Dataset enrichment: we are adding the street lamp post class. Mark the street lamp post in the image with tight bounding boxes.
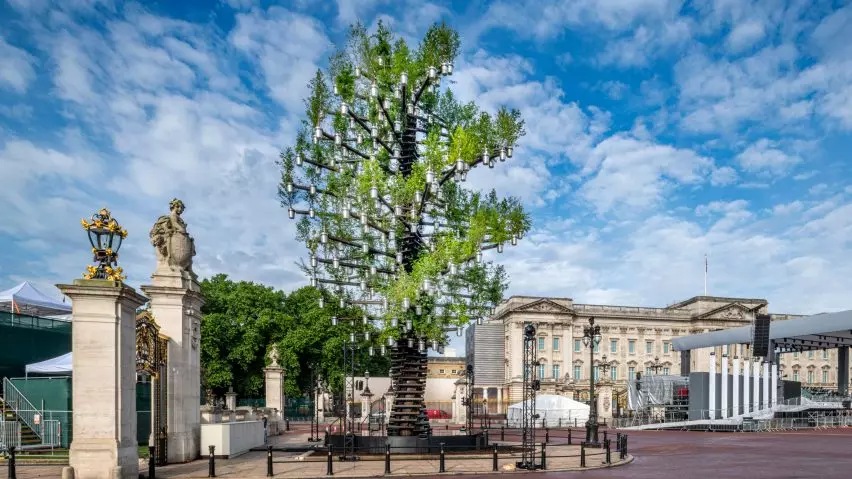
[649,356,663,375]
[582,317,601,446]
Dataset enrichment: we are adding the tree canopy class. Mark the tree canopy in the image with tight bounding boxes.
[200,274,388,399]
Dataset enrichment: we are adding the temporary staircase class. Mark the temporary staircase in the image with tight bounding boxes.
[1,397,41,449]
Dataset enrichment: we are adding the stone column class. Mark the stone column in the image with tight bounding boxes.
[141,271,204,463]
[596,382,613,423]
[732,357,740,417]
[58,279,146,479]
[743,359,750,415]
[225,387,237,412]
[721,355,729,419]
[264,366,285,416]
[708,352,716,419]
[453,379,467,425]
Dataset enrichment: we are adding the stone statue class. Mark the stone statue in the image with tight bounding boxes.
[268,344,280,368]
[150,198,196,274]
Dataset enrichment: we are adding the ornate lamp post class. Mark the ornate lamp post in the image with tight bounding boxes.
[649,356,664,375]
[582,317,601,446]
[81,208,128,281]
[598,354,614,382]
[461,364,475,433]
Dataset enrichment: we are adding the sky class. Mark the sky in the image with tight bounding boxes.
[2,0,852,333]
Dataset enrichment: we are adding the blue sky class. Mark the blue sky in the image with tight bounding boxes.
[2,0,852,327]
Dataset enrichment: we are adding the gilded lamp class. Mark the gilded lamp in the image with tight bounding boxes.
[80,208,128,281]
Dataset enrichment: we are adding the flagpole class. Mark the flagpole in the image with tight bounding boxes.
[704,254,708,296]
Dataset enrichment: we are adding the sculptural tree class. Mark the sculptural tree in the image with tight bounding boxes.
[279,22,530,438]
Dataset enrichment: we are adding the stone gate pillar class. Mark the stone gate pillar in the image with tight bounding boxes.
[264,346,285,419]
[142,198,204,463]
[596,382,613,423]
[58,279,147,479]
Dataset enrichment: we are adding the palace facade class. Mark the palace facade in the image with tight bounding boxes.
[467,295,846,413]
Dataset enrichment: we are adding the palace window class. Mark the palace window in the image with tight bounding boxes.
[628,340,636,354]
[808,351,814,359]
[611,339,618,353]
[793,352,799,358]
[594,341,600,353]
[451,370,457,374]
[793,371,799,382]
[807,370,814,383]
[553,337,560,351]
[574,365,582,380]
[553,364,560,379]
[593,366,599,381]
[574,339,581,352]
[646,341,653,354]
[439,369,445,374]
[611,367,618,381]
[822,370,829,383]
[663,367,669,375]
[538,364,546,379]
[628,367,635,380]
[823,350,829,360]
[663,342,670,354]
[538,337,545,351]
[645,367,651,376]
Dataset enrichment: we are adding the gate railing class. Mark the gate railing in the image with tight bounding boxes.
[2,378,43,441]
[1,418,22,453]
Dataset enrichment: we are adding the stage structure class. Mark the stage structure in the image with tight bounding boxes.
[516,324,541,470]
[279,22,530,443]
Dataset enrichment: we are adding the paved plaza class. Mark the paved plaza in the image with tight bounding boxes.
[5,425,852,478]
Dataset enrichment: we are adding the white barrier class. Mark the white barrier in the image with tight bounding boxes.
[201,420,264,458]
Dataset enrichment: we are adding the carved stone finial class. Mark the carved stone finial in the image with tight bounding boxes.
[268,344,280,367]
[150,198,196,274]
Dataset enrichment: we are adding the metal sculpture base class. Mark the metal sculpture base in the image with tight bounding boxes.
[328,433,485,455]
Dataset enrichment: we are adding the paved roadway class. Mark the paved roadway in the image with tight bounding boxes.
[464,428,852,479]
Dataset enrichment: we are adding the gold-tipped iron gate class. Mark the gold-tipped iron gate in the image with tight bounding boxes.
[136,309,169,466]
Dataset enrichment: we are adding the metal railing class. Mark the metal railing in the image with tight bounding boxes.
[40,419,61,448]
[1,418,22,453]
[2,378,44,441]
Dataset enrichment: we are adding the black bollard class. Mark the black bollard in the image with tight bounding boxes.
[8,446,16,479]
[616,432,622,452]
[500,425,505,441]
[385,443,391,474]
[558,417,562,428]
[327,445,334,476]
[574,418,577,427]
[439,443,446,473]
[267,445,274,477]
[568,428,572,445]
[605,439,611,464]
[603,430,608,443]
[545,427,550,443]
[623,435,628,457]
[149,445,156,479]
[540,442,547,470]
[286,419,290,432]
[492,444,498,472]
[580,443,586,468]
[208,445,216,478]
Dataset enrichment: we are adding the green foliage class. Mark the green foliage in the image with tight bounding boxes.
[200,274,388,399]
[277,21,532,350]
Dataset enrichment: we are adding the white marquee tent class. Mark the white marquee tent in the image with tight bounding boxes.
[0,281,71,318]
[507,394,590,427]
[25,352,73,377]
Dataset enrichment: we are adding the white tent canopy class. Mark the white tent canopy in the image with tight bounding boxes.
[25,352,72,376]
[0,281,71,318]
[507,394,590,427]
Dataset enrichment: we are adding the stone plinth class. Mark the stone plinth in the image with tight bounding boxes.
[141,270,204,463]
[225,389,237,412]
[58,279,147,479]
[596,382,613,422]
[264,367,285,413]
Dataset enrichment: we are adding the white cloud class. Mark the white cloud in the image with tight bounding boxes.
[710,166,738,186]
[229,7,331,112]
[725,20,765,53]
[0,36,37,93]
[772,200,803,216]
[736,139,801,176]
[577,134,713,213]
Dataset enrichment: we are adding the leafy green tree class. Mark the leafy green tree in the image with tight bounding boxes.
[279,21,530,436]
[199,274,389,401]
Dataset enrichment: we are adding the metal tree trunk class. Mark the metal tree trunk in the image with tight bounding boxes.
[387,336,430,437]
